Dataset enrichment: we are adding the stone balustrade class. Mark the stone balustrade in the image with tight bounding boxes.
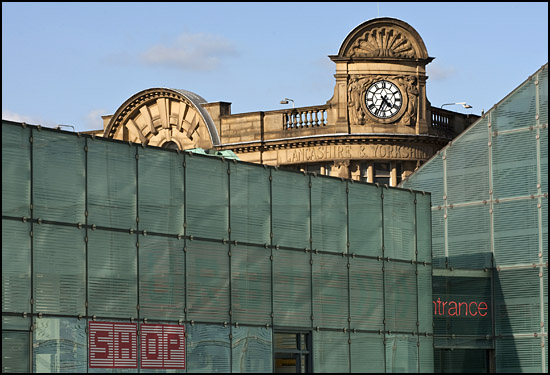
[283,105,328,129]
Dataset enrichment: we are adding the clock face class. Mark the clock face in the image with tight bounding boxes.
[365,80,402,119]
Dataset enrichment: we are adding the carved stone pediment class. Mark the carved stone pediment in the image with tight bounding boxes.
[347,27,415,59]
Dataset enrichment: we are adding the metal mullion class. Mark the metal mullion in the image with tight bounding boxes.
[415,193,420,372]
[183,153,188,323]
[269,168,275,373]
[29,126,34,373]
[84,136,90,372]
[380,185,387,372]
[135,145,140,323]
[346,181,352,373]
[227,161,233,373]
[309,174,313,330]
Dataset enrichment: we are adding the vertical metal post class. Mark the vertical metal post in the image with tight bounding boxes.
[29,126,34,372]
[227,160,233,372]
[183,153,188,323]
[346,181,352,372]
[135,145,140,323]
[380,186,387,372]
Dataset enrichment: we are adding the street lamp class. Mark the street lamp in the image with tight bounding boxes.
[441,102,473,109]
[55,124,76,131]
[280,97,295,108]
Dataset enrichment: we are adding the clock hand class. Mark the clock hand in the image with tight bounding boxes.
[382,95,392,108]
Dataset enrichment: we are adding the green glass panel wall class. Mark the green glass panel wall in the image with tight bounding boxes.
[492,78,537,133]
[139,235,185,320]
[231,244,271,325]
[273,249,311,327]
[417,265,432,334]
[492,131,538,199]
[185,154,228,240]
[312,253,348,329]
[405,153,444,207]
[431,209,446,268]
[32,317,87,373]
[348,183,382,257]
[541,129,548,194]
[138,146,184,235]
[87,230,137,318]
[383,189,415,261]
[2,123,30,217]
[385,333,418,373]
[271,169,310,249]
[384,262,417,332]
[186,323,230,373]
[2,331,29,373]
[32,130,85,223]
[311,177,347,252]
[349,258,383,331]
[493,199,539,266]
[87,139,137,230]
[33,224,85,315]
[496,338,542,373]
[418,336,434,373]
[313,330,349,373]
[231,326,272,373]
[187,240,229,322]
[415,193,431,263]
[350,333,384,373]
[229,162,271,245]
[540,67,549,125]
[2,220,30,313]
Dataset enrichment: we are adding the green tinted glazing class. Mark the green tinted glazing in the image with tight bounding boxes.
[87,230,137,318]
[32,130,85,223]
[87,139,137,230]
[348,183,382,257]
[312,253,348,328]
[349,258,383,331]
[3,331,29,373]
[430,210,446,268]
[384,262,417,332]
[541,129,548,194]
[418,336,434,372]
[350,333,384,373]
[271,169,310,249]
[385,333,418,373]
[415,193,431,263]
[32,317,87,373]
[2,220,30,313]
[404,153,445,207]
[231,326,272,373]
[417,265,432,334]
[313,330,349,373]
[383,189,415,261]
[2,315,30,331]
[492,131,538,199]
[139,235,185,320]
[492,79,537,133]
[185,154,228,240]
[229,162,270,245]
[311,177,347,252]
[138,146,184,235]
[33,224,85,315]
[539,67,549,125]
[496,338,542,372]
[2,123,30,217]
[231,244,271,325]
[186,323,230,373]
[186,240,229,322]
[273,249,311,327]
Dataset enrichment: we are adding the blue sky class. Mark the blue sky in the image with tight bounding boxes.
[2,2,548,132]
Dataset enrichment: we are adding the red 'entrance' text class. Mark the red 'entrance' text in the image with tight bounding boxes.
[433,298,488,317]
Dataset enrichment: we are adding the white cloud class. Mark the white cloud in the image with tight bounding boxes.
[427,63,456,81]
[2,109,49,126]
[141,32,238,71]
[85,108,108,131]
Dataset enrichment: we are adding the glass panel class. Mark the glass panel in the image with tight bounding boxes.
[492,131,538,199]
[185,154,228,240]
[417,265,433,334]
[492,77,537,132]
[384,262,417,332]
[33,130,85,223]
[418,336,434,373]
[231,326,272,373]
[231,244,271,325]
[33,224,85,315]
[274,333,298,350]
[273,249,311,327]
[350,332,384,373]
[229,162,270,245]
[2,122,30,217]
[271,169,310,249]
[496,338,542,372]
[138,146,184,235]
[313,330,349,373]
[383,189,415,261]
[415,192,431,263]
[401,152,445,207]
[186,323,230,373]
[312,253,348,328]
[2,315,31,331]
[87,139,137,230]
[311,177,347,252]
[2,220,31,313]
[349,257,383,331]
[186,240,229,322]
[384,333,418,373]
[88,229,137,318]
[139,235,185,321]
[2,331,29,373]
[348,183,382,257]
[33,317,87,373]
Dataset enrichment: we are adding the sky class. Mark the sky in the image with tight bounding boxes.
[2,2,548,133]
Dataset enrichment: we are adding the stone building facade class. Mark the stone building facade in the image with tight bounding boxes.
[91,17,478,186]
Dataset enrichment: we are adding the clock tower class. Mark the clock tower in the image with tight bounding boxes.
[327,17,433,135]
